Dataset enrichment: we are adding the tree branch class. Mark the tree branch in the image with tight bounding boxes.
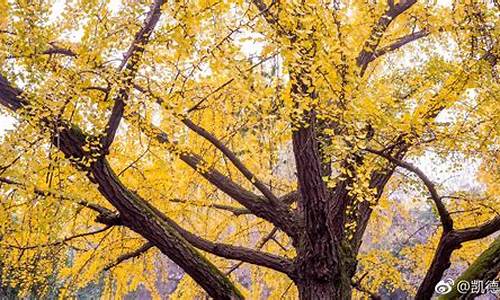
[5,45,77,59]
[167,198,251,216]
[159,214,294,275]
[439,235,500,300]
[367,148,453,232]
[4,226,112,250]
[356,0,418,75]
[0,74,244,300]
[455,216,500,243]
[367,29,430,64]
[352,279,382,300]
[0,74,27,110]
[151,124,298,237]
[129,66,298,236]
[351,167,397,252]
[101,0,165,154]
[169,191,299,217]
[181,118,281,205]
[225,227,279,275]
[250,0,287,36]
[0,176,120,225]
[42,45,78,57]
[415,216,500,299]
[103,242,154,271]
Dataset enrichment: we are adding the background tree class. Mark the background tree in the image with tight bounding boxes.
[0,0,498,299]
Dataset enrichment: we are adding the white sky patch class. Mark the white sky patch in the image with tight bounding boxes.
[388,149,483,213]
[108,0,123,14]
[415,151,482,193]
[435,88,479,123]
[49,0,66,22]
[437,0,454,7]
[48,0,123,42]
[0,113,16,139]
[237,31,265,57]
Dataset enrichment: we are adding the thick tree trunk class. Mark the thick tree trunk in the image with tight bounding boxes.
[293,232,355,300]
[296,277,352,300]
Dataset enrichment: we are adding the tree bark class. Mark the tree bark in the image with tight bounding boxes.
[58,130,245,300]
[416,231,462,300]
[0,75,244,300]
[294,236,354,300]
[439,236,500,300]
[296,277,352,300]
[415,216,500,300]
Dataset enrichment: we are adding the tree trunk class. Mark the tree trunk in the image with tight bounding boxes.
[294,235,355,300]
[296,278,352,300]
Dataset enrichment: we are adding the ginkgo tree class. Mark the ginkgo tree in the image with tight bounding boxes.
[0,0,499,299]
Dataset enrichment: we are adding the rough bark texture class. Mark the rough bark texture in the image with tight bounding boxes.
[291,119,355,299]
[288,34,356,299]
[415,217,500,299]
[416,232,462,300]
[297,277,352,300]
[56,124,248,300]
[439,236,500,300]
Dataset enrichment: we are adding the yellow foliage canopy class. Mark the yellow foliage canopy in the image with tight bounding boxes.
[0,0,498,299]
